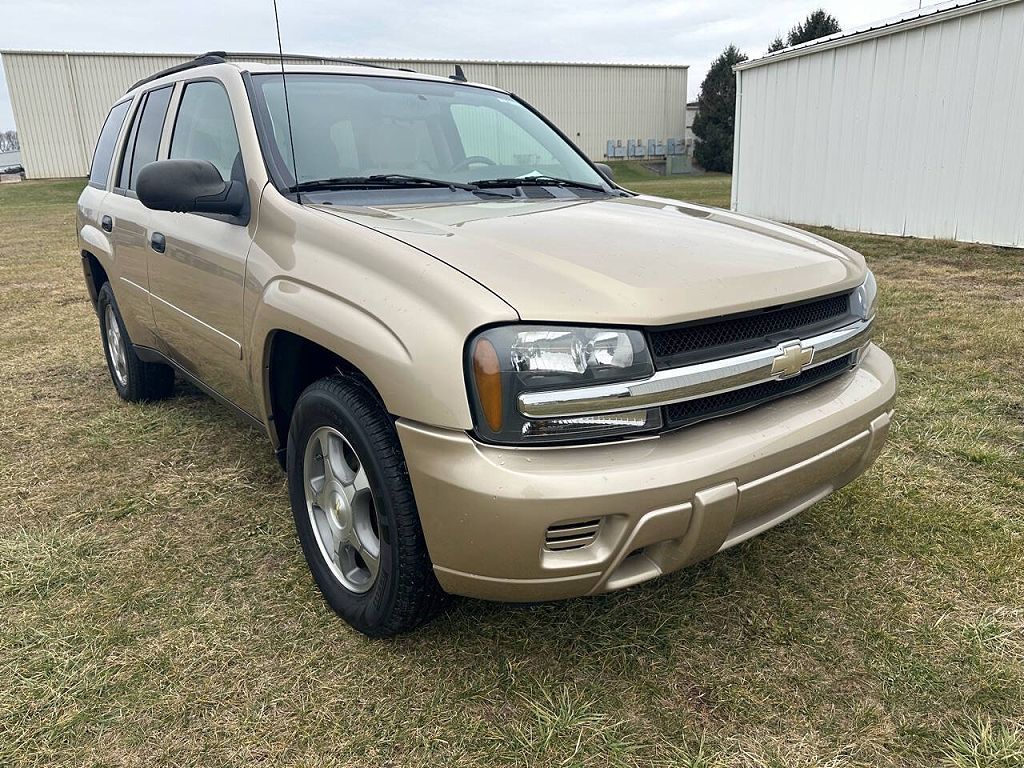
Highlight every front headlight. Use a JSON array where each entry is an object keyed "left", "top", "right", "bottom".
[
  {"left": 467, "top": 325, "right": 661, "bottom": 444},
  {"left": 851, "top": 270, "right": 877, "bottom": 320}
]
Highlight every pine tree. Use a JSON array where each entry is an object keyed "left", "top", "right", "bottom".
[
  {"left": 787, "top": 9, "right": 841, "bottom": 46},
  {"left": 768, "top": 36, "right": 786, "bottom": 53},
  {"left": 692, "top": 45, "right": 748, "bottom": 173}
]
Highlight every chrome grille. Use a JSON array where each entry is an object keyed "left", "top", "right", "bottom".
[
  {"left": 648, "top": 291, "right": 853, "bottom": 368},
  {"left": 664, "top": 353, "right": 856, "bottom": 429}
]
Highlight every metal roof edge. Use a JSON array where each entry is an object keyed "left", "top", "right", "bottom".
[
  {"left": 0, "top": 49, "right": 687, "bottom": 69},
  {"left": 735, "top": 0, "right": 1017, "bottom": 70}
]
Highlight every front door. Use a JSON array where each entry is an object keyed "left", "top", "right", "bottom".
[{"left": 146, "top": 79, "right": 257, "bottom": 414}]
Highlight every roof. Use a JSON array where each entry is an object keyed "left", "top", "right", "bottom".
[
  {"left": 0, "top": 49, "right": 687, "bottom": 70},
  {"left": 736, "top": 0, "right": 1017, "bottom": 70}
]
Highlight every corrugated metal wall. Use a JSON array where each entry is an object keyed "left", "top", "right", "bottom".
[
  {"left": 0, "top": 51, "right": 686, "bottom": 179},
  {"left": 2, "top": 53, "right": 189, "bottom": 179},
  {"left": 368, "top": 61, "right": 688, "bottom": 164},
  {"left": 732, "top": 0, "right": 1024, "bottom": 248}
]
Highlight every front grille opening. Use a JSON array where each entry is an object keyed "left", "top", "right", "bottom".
[
  {"left": 664, "top": 353, "right": 855, "bottom": 430},
  {"left": 545, "top": 518, "right": 602, "bottom": 551},
  {"left": 649, "top": 292, "right": 853, "bottom": 368}
]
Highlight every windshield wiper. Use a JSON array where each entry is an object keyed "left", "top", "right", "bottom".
[
  {"left": 471, "top": 175, "right": 608, "bottom": 193},
  {"left": 290, "top": 174, "right": 481, "bottom": 193}
]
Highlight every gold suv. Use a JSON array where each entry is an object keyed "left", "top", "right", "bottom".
[{"left": 78, "top": 54, "right": 896, "bottom": 636}]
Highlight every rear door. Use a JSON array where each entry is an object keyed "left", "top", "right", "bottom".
[
  {"left": 146, "top": 78, "right": 257, "bottom": 413},
  {"left": 80, "top": 97, "right": 131, "bottom": 301},
  {"left": 104, "top": 85, "right": 174, "bottom": 347}
]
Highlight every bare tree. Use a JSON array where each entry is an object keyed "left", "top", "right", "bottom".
[{"left": 0, "top": 130, "right": 19, "bottom": 152}]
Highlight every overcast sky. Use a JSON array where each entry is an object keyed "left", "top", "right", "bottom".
[{"left": 0, "top": 0, "right": 923, "bottom": 132}]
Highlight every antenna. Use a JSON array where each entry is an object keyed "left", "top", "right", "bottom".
[
  {"left": 451, "top": 64, "right": 468, "bottom": 83},
  {"left": 273, "top": 0, "right": 301, "bottom": 203}
]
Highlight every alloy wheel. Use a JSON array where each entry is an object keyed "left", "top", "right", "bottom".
[
  {"left": 303, "top": 426, "right": 381, "bottom": 594},
  {"left": 104, "top": 304, "right": 128, "bottom": 388}
]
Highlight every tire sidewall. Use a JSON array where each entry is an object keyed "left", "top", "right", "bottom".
[
  {"left": 97, "top": 283, "right": 131, "bottom": 399},
  {"left": 287, "top": 385, "right": 401, "bottom": 634}
]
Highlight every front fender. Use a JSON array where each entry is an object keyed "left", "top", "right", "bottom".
[
  {"left": 244, "top": 198, "right": 521, "bottom": 439},
  {"left": 249, "top": 277, "right": 490, "bottom": 433}
]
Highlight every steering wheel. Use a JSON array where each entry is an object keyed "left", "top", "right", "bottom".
[{"left": 451, "top": 155, "right": 498, "bottom": 172}]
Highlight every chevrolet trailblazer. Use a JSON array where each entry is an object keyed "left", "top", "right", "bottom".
[{"left": 78, "top": 53, "right": 895, "bottom": 636}]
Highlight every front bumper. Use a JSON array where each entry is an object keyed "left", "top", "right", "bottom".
[{"left": 397, "top": 344, "right": 896, "bottom": 601}]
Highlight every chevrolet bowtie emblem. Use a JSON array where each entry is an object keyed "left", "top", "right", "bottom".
[{"left": 771, "top": 342, "right": 814, "bottom": 378}]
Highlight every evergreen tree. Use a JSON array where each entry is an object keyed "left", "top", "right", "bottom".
[
  {"left": 692, "top": 45, "right": 748, "bottom": 173},
  {"left": 768, "top": 36, "right": 786, "bottom": 53},
  {"left": 787, "top": 9, "right": 841, "bottom": 46}
]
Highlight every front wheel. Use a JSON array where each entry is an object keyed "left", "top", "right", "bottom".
[{"left": 286, "top": 375, "right": 446, "bottom": 636}]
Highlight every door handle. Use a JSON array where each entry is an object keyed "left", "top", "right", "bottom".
[
  {"left": 101, "top": 215, "right": 113, "bottom": 232},
  {"left": 150, "top": 232, "right": 166, "bottom": 253}
]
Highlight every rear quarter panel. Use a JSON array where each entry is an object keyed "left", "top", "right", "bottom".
[{"left": 78, "top": 185, "right": 110, "bottom": 302}]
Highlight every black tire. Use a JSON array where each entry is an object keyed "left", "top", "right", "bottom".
[
  {"left": 286, "top": 375, "right": 447, "bottom": 637},
  {"left": 97, "top": 282, "right": 174, "bottom": 402}
]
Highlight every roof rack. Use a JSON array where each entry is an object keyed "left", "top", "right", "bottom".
[
  {"left": 237, "top": 52, "right": 417, "bottom": 73},
  {"left": 124, "top": 51, "right": 418, "bottom": 94},
  {"left": 126, "top": 51, "right": 227, "bottom": 93}
]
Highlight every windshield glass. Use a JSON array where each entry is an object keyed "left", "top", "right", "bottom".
[{"left": 252, "top": 73, "right": 606, "bottom": 191}]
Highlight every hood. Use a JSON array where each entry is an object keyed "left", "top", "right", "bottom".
[{"left": 312, "top": 195, "right": 866, "bottom": 326}]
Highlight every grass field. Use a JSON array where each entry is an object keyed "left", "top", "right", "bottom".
[
  {"left": 606, "top": 162, "right": 735, "bottom": 206},
  {"left": 2, "top": 175, "right": 1022, "bottom": 768}
]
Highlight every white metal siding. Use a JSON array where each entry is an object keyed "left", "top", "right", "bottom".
[
  {"left": 1, "top": 52, "right": 686, "bottom": 179},
  {"left": 732, "top": 0, "right": 1024, "bottom": 248}
]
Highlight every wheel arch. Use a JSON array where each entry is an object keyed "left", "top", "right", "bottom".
[
  {"left": 262, "top": 328, "right": 391, "bottom": 462},
  {"left": 250, "top": 277, "right": 481, "bottom": 462},
  {"left": 81, "top": 250, "right": 109, "bottom": 308}
]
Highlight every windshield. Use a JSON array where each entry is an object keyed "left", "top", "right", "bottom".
[{"left": 251, "top": 73, "right": 606, "bottom": 192}]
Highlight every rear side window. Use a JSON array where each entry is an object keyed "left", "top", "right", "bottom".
[
  {"left": 88, "top": 100, "right": 131, "bottom": 188},
  {"left": 170, "top": 81, "right": 242, "bottom": 181},
  {"left": 117, "top": 85, "right": 173, "bottom": 191}
]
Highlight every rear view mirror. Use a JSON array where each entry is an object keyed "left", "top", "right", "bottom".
[
  {"left": 594, "top": 162, "right": 615, "bottom": 181},
  {"left": 137, "top": 159, "right": 246, "bottom": 217}
]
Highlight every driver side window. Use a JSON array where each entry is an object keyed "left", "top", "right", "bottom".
[{"left": 170, "top": 81, "right": 243, "bottom": 181}]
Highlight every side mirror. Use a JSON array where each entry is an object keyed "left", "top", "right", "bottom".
[
  {"left": 594, "top": 162, "right": 615, "bottom": 181},
  {"left": 137, "top": 159, "right": 246, "bottom": 217}
]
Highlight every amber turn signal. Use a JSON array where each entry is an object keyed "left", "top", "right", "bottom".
[{"left": 473, "top": 338, "right": 504, "bottom": 432}]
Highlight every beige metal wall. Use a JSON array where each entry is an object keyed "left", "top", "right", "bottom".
[
  {"left": 731, "top": 0, "right": 1024, "bottom": 248},
  {"left": 2, "top": 52, "right": 190, "bottom": 179},
  {"left": 0, "top": 51, "right": 686, "bottom": 179}
]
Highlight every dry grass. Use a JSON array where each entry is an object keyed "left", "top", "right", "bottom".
[{"left": 1, "top": 176, "right": 1022, "bottom": 767}]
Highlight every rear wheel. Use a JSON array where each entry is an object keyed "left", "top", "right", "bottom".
[
  {"left": 97, "top": 282, "right": 174, "bottom": 402},
  {"left": 286, "top": 375, "right": 446, "bottom": 636}
]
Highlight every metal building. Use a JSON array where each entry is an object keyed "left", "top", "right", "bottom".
[
  {"left": 732, "top": 0, "right": 1024, "bottom": 248},
  {"left": 0, "top": 50, "right": 687, "bottom": 179}
]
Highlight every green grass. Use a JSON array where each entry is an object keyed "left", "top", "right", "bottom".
[
  {"left": 2, "top": 177, "right": 1023, "bottom": 767},
  {"left": 606, "top": 162, "right": 732, "bottom": 206}
]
